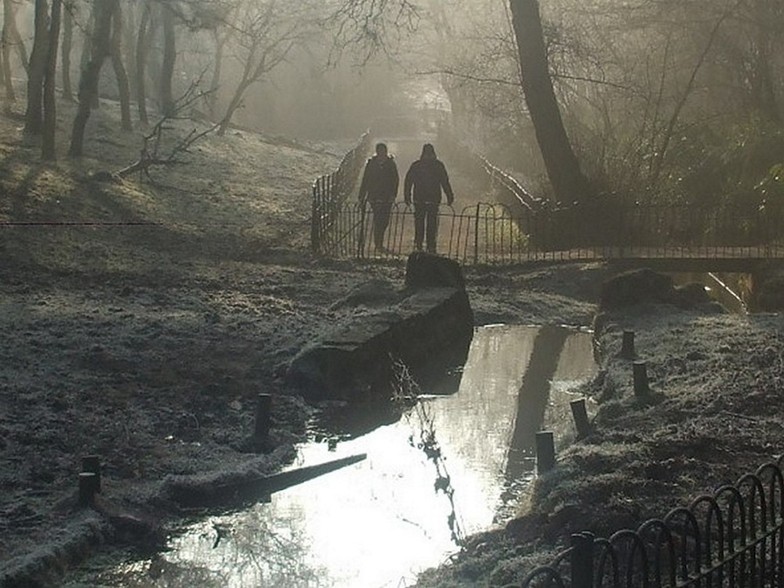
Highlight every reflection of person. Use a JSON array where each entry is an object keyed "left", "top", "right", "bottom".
[
  {"left": 404, "top": 143, "right": 454, "bottom": 253},
  {"left": 358, "top": 142, "right": 399, "bottom": 251}
]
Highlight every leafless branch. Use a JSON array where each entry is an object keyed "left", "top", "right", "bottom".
[
  {"left": 325, "top": 0, "right": 420, "bottom": 65},
  {"left": 116, "top": 82, "right": 219, "bottom": 179}
]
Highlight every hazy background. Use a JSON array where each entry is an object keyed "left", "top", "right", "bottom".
[{"left": 3, "top": 0, "right": 783, "bottom": 204}]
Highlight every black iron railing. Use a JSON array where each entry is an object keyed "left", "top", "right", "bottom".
[
  {"left": 510, "top": 456, "right": 784, "bottom": 587},
  {"left": 310, "top": 131, "right": 372, "bottom": 254},
  {"left": 311, "top": 201, "right": 784, "bottom": 264}
]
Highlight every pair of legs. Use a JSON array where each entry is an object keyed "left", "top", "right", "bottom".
[
  {"left": 370, "top": 200, "right": 393, "bottom": 250},
  {"left": 414, "top": 201, "right": 439, "bottom": 253}
]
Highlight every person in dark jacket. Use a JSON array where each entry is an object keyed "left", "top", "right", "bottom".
[
  {"left": 358, "top": 142, "right": 399, "bottom": 251},
  {"left": 404, "top": 143, "right": 454, "bottom": 253}
]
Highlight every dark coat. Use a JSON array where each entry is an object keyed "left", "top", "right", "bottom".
[
  {"left": 404, "top": 158, "right": 454, "bottom": 205},
  {"left": 359, "top": 155, "right": 399, "bottom": 203}
]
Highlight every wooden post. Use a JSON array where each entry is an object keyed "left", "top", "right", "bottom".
[
  {"left": 633, "top": 361, "right": 649, "bottom": 396},
  {"left": 78, "top": 472, "right": 99, "bottom": 506},
  {"left": 254, "top": 393, "right": 272, "bottom": 442},
  {"left": 570, "top": 399, "right": 591, "bottom": 438},
  {"left": 571, "top": 532, "right": 595, "bottom": 588},
  {"left": 535, "top": 431, "right": 555, "bottom": 474},
  {"left": 81, "top": 455, "right": 101, "bottom": 492},
  {"left": 621, "top": 330, "right": 635, "bottom": 359}
]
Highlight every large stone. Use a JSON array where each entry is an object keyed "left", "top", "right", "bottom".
[
  {"left": 286, "top": 286, "right": 473, "bottom": 401},
  {"left": 600, "top": 268, "right": 674, "bottom": 309},
  {"left": 753, "top": 271, "right": 784, "bottom": 311},
  {"left": 600, "top": 268, "right": 712, "bottom": 310},
  {"left": 405, "top": 252, "right": 465, "bottom": 290}
]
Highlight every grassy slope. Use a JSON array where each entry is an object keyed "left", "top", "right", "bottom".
[{"left": 0, "top": 98, "right": 405, "bottom": 577}]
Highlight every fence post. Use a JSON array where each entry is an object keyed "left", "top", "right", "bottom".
[
  {"left": 571, "top": 532, "right": 595, "bottom": 588},
  {"left": 254, "top": 393, "right": 273, "bottom": 444},
  {"left": 633, "top": 361, "right": 650, "bottom": 396},
  {"left": 536, "top": 431, "right": 555, "bottom": 474},
  {"left": 82, "top": 455, "right": 101, "bottom": 493},
  {"left": 311, "top": 184, "right": 320, "bottom": 255},
  {"left": 621, "top": 330, "right": 635, "bottom": 359},
  {"left": 570, "top": 399, "right": 592, "bottom": 438},
  {"left": 474, "top": 203, "right": 480, "bottom": 264},
  {"left": 78, "top": 472, "right": 99, "bottom": 507}
]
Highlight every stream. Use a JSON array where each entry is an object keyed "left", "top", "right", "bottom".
[{"left": 68, "top": 324, "right": 597, "bottom": 588}]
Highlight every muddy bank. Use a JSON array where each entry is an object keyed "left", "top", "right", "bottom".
[
  {"left": 414, "top": 278, "right": 784, "bottom": 587},
  {"left": 0, "top": 254, "right": 609, "bottom": 587}
]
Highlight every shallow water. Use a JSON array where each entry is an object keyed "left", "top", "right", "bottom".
[{"left": 71, "top": 325, "right": 596, "bottom": 588}]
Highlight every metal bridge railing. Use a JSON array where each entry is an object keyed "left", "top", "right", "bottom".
[
  {"left": 511, "top": 456, "right": 784, "bottom": 588},
  {"left": 311, "top": 201, "right": 784, "bottom": 264}
]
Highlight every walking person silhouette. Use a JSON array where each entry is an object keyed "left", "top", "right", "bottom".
[
  {"left": 358, "top": 142, "right": 399, "bottom": 253},
  {"left": 404, "top": 143, "right": 454, "bottom": 254}
]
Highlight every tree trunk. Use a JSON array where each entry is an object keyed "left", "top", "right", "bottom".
[
  {"left": 42, "top": 0, "right": 62, "bottom": 160},
  {"left": 69, "top": 0, "right": 113, "bottom": 156},
  {"left": 207, "top": 31, "right": 224, "bottom": 117},
  {"left": 61, "top": 0, "right": 74, "bottom": 100},
  {"left": 218, "top": 79, "right": 251, "bottom": 136},
  {"left": 4, "top": 0, "right": 29, "bottom": 76},
  {"left": 78, "top": 4, "right": 100, "bottom": 108},
  {"left": 160, "top": 1, "right": 176, "bottom": 116},
  {"left": 1, "top": 2, "right": 15, "bottom": 103},
  {"left": 25, "top": 0, "right": 50, "bottom": 135},
  {"left": 110, "top": 0, "right": 132, "bottom": 130},
  {"left": 122, "top": 0, "right": 137, "bottom": 106},
  {"left": 135, "top": 0, "right": 150, "bottom": 125},
  {"left": 509, "top": 0, "right": 591, "bottom": 206}
]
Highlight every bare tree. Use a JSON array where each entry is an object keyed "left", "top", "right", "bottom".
[
  {"left": 206, "top": 28, "right": 226, "bottom": 116},
  {"left": 216, "top": 0, "right": 313, "bottom": 136},
  {"left": 109, "top": 0, "right": 132, "bottom": 130},
  {"left": 160, "top": 0, "right": 177, "bottom": 116},
  {"left": 326, "top": 0, "right": 419, "bottom": 63},
  {"left": 510, "top": 0, "right": 592, "bottom": 205},
  {"left": 60, "top": 0, "right": 75, "bottom": 100},
  {"left": 205, "top": 3, "right": 235, "bottom": 117},
  {"left": 42, "top": 0, "right": 62, "bottom": 160},
  {"left": 69, "top": 0, "right": 114, "bottom": 156},
  {"left": 25, "top": 0, "right": 51, "bottom": 135},
  {"left": 2, "top": 0, "right": 30, "bottom": 103},
  {"left": 135, "top": 0, "right": 154, "bottom": 124}
]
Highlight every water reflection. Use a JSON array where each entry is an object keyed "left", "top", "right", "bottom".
[{"left": 72, "top": 325, "right": 596, "bottom": 588}]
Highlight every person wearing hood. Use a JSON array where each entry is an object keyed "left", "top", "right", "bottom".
[
  {"left": 404, "top": 143, "right": 454, "bottom": 253},
  {"left": 358, "top": 142, "right": 399, "bottom": 252}
]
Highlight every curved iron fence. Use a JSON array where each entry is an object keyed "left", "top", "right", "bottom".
[
  {"left": 310, "top": 131, "right": 372, "bottom": 254},
  {"left": 311, "top": 200, "right": 784, "bottom": 264},
  {"left": 510, "top": 456, "right": 784, "bottom": 588}
]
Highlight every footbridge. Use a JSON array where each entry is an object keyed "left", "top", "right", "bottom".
[{"left": 311, "top": 134, "right": 784, "bottom": 274}]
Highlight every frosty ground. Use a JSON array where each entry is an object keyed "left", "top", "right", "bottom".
[{"left": 1, "top": 104, "right": 783, "bottom": 587}]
